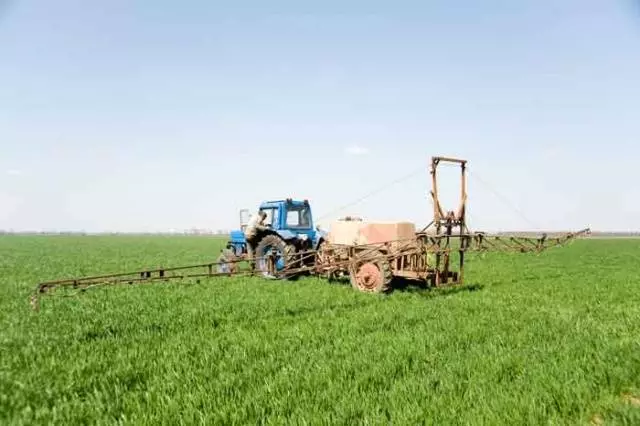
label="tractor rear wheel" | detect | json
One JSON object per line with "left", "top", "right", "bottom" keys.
{"left": 349, "top": 250, "right": 393, "bottom": 293}
{"left": 254, "top": 234, "right": 295, "bottom": 277}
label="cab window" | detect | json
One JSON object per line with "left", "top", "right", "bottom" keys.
{"left": 260, "top": 208, "right": 278, "bottom": 227}
{"left": 286, "top": 206, "right": 311, "bottom": 228}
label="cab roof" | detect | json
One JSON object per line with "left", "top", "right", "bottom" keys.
{"left": 259, "top": 198, "right": 310, "bottom": 208}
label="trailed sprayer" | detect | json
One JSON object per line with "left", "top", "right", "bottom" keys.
{"left": 30, "top": 156, "right": 590, "bottom": 310}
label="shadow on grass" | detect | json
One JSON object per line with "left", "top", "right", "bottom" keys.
{"left": 390, "top": 277, "right": 484, "bottom": 295}
{"left": 394, "top": 281, "right": 485, "bottom": 298}
{"left": 309, "top": 274, "right": 485, "bottom": 298}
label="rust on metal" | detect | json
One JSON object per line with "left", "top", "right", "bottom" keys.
{"left": 354, "top": 263, "right": 382, "bottom": 290}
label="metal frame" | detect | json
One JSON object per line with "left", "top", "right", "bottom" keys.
{"left": 420, "top": 156, "right": 470, "bottom": 286}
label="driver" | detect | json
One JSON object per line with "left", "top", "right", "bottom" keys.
{"left": 245, "top": 210, "right": 268, "bottom": 269}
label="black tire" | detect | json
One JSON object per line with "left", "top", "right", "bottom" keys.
{"left": 216, "top": 249, "right": 237, "bottom": 274}
{"left": 254, "top": 234, "right": 296, "bottom": 277}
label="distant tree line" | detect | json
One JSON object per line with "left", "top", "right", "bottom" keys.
{"left": 0, "top": 230, "right": 232, "bottom": 236}
{"left": 1, "top": 230, "right": 639, "bottom": 237}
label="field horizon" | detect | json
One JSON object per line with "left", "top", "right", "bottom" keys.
{"left": 2, "top": 230, "right": 639, "bottom": 237}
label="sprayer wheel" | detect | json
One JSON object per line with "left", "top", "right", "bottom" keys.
{"left": 349, "top": 251, "right": 393, "bottom": 293}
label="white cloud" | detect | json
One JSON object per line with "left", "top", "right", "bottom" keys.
{"left": 6, "top": 169, "right": 22, "bottom": 176}
{"left": 344, "top": 144, "right": 369, "bottom": 156}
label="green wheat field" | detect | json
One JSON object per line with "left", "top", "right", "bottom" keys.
{"left": 1, "top": 235, "right": 639, "bottom": 425}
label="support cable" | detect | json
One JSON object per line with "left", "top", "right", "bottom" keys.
{"left": 315, "top": 165, "right": 425, "bottom": 224}
{"left": 466, "top": 169, "right": 540, "bottom": 231}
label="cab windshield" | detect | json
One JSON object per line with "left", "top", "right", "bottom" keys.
{"left": 285, "top": 205, "right": 311, "bottom": 229}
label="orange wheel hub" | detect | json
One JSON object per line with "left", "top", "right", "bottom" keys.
{"left": 355, "top": 262, "right": 382, "bottom": 290}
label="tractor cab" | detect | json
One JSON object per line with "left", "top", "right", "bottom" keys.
{"left": 226, "top": 198, "right": 325, "bottom": 257}
{"left": 259, "top": 199, "right": 313, "bottom": 233}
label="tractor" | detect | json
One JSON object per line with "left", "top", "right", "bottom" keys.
{"left": 218, "top": 198, "right": 327, "bottom": 275}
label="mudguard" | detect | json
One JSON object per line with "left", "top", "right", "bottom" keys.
{"left": 314, "top": 229, "right": 328, "bottom": 249}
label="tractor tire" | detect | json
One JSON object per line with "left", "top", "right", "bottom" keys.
{"left": 216, "top": 249, "right": 238, "bottom": 274}
{"left": 254, "top": 234, "right": 296, "bottom": 278}
{"left": 349, "top": 250, "right": 393, "bottom": 293}
{"left": 225, "top": 243, "right": 238, "bottom": 256}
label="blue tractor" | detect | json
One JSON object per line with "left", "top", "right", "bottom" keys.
{"left": 221, "top": 198, "right": 327, "bottom": 275}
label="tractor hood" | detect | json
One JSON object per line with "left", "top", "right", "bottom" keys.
{"left": 229, "top": 229, "right": 246, "bottom": 243}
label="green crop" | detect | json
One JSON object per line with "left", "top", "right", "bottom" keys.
{"left": 1, "top": 235, "right": 639, "bottom": 424}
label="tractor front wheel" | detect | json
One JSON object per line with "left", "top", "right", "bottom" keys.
{"left": 216, "top": 249, "right": 238, "bottom": 274}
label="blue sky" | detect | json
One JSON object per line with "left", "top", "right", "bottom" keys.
{"left": 1, "top": 0, "right": 639, "bottom": 233}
